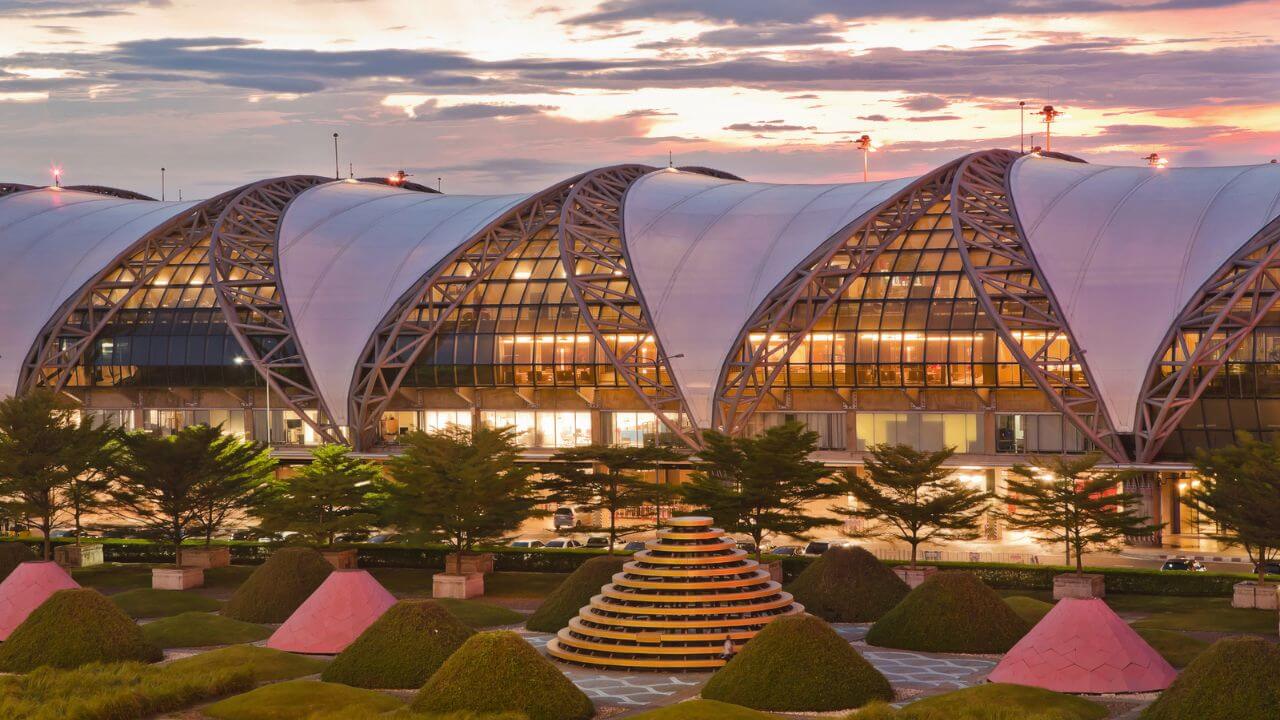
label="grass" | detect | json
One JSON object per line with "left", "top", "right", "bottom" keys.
{"left": 223, "top": 547, "right": 332, "bottom": 623}
{"left": 109, "top": 588, "right": 222, "bottom": 618}
{"left": 435, "top": 598, "right": 524, "bottom": 627}
{"left": 71, "top": 563, "right": 155, "bottom": 591}
{"left": 1141, "top": 636, "right": 1280, "bottom": 719}
{"left": 0, "top": 541, "right": 35, "bottom": 581}
{"left": 204, "top": 564, "right": 257, "bottom": 589}
{"left": 0, "top": 589, "right": 161, "bottom": 671}
{"left": 848, "top": 684, "right": 1107, "bottom": 720}
{"left": 164, "top": 644, "right": 328, "bottom": 682}
{"left": 322, "top": 600, "right": 474, "bottom": 689}
{"left": 1003, "top": 595, "right": 1054, "bottom": 626}
{"left": 525, "top": 556, "right": 627, "bottom": 632}
{"left": 867, "top": 573, "right": 1030, "bottom": 654}
{"left": 1112, "top": 595, "right": 1277, "bottom": 635}
{"left": 0, "top": 660, "right": 252, "bottom": 720}
{"left": 141, "top": 611, "right": 271, "bottom": 648}
{"left": 785, "top": 547, "right": 909, "bottom": 623}
{"left": 203, "top": 679, "right": 403, "bottom": 720}
{"left": 367, "top": 568, "right": 566, "bottom": 599}
{"left": 1134, "top": 628, "right": 1209, "bottom": 668}
{"left": 629, "top": 699, "right": 786, "bottom": 719}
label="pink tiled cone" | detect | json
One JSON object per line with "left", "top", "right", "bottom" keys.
{"left": 266, "top": 569, "right": 396, "bottom": 654}
{"left": 0, "top": 560, "right": 80, "bottom": 640}
{"left": 989, "top": 597, "right": 1176, "bottom": 694}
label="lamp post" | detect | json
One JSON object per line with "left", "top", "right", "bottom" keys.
{"left": 1019, "top": 101, "right": 1026, "bottom": 153}
{"left": 160, "top": 167, "right": 166, "bottom": 201}
{"left": 332, "top": 133, "right": 340, "bottom": 180}
{"left": 51, "top": 166, "right": 62, "bottom": 188}
{"left": 1142, "top": 153, "right": 1169, "bottom": 168}
{"left": 1033, "top": 105, "right": 1064, "bottom": 152}
{"left": 856, "top": 134, "right": 874, "bottom": 182}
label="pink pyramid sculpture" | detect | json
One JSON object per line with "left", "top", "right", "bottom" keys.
{"left": 266, "top": 569, "right": 396, "bottom": 654}
{"left": 0, "top": 561, "right": 80, "bottom": 640}
{"left": 988, "top": 597, "right": 1176, "bottom": 694}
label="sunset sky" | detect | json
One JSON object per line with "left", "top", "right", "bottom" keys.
{"left": 2, "top": 0, "right": 1278, "bottom": 197}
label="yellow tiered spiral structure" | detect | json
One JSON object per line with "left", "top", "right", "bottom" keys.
{"left": 546, "top": 516, "right": 804, "bottom": 670}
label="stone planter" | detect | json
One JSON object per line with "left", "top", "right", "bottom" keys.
{"left": 178, "top": 547, "right": 231, "bottom": 569}
{"left": 1231, "top": 581, "right": 1279, "bottom": 610}
{"left": 433, "top": 572, "right": 484, "bottom": 599}
{"left": 54, "top": 543, "right": 103, "bottom": 568}
{"left": 893, "top": 566, "right": 938, "bottom": 589}
{"left": 153, "top": 566, "right": 204, "bottom": 590}
{"left": 762, "top": 560, "right": 783, "bottom": 583}
{"left": 1054, "top": 573, "right": 1106, "bottom": 600}
{"left": 445, "top": 552, "right": 494, "bottom": 575}
{"left": 321, "top": 549, "right": 358, "bottom": 570}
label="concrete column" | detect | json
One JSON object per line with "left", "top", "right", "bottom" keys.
{"left": 1123, "top": 473, "right": 1163, "bottom": 547}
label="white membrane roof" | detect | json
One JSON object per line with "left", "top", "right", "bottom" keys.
{"left": 278, "top": 181, "right": 528, "bottom": 425}
{"left": 623, "top": 169, "right": 915, "bottom": 427}
{"left": 1011, "top": 156, "right": 1280, "bottom": 432}
{"left": 0, "top": 188, "right": 198, "bottom": 395}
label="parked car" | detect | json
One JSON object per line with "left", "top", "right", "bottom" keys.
{"left": 623, "top": 540, "right": 648, "bottom": 552}
{"left": 584, "top": 535, "right": 610, "bottom": 549}
{"left": 48, "top": 529, "right": 76, "bottom": 539}
{"left": 802, "top": 539, "right": 851, "bottom": 556}
{"left": 365, "top": 533, "right": 403, "bottom": 544}
{"left": 509, "top": 539, "right": 545, "bottom": 549}
{"left": 1253, "top": 560, "right": 1280, "bottom": 577}
{"left": 553, "top": 507, "right": 578, "bottom": 530}
{"left": 335, "top": 531, "right": 371, "bottom": 543}
{"left": 735, "top": 539, "right": 758, "bottom": 554}
{"left": 544, "top": 538, "right": 581, "bottom": 549}
{"left": 767, "top": 545, "right": 803, "bottom": 557}
{"left": 1161, "top": 557, "right": 1206, "bottom": 572}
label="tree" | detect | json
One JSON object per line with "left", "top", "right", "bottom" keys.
{"left": 681, "top": 422, "right": 837, "bottom": 561}
{"left": 0, "top": 391, "right": 118, "bottom": 560}
{"left": 1189, "top": 432, "right": 1280, "bottom": 585}
{"left": 191, "top": 427, "right": 276, "bottom": 546}
{"left": 380, "top": 425, "right": 542, "bottom": 555}
{"left": 257, "top": 444, "right": 380, "bottom": 546}
{"left": 833, "top": 443, "right": 990, "bottom": 568}
{"left": 538, "top": 445, "right": 684, "bottom": 553}
{"left": 1002, "top": 453, "right": 1159, "bottom": 574}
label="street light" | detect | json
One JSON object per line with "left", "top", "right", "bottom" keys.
{"left": 855, "top": 134, "right": 875, "bottom": 182}
{"left": 50, "top": 165, "right": 62, "bottom": 188}
{"left": 1142, "top": 153, "right": 1169, "bottom": 168}
{"left": 235, "top": 356, "right": 271, "bottom": 445}
{"left": 1033, "top": 105, "right": 1065, "bottom": 152}
{"left": 160, "top": 167, "right": 166, "bottom": 201}
{"left": 332, "top": 133, "right": 340, "bottom": 180}
{"left": 1019, "top": 101, "right": 1026, "bottom": 153}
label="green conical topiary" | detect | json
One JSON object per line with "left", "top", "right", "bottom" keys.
{"left": 525, "top": 555, "right": 628, "bottom": 632}
{"left": 866, "top": 571, "right": 1028, "bottom": 653}
{"left": 785, "top": 547, "right": 909, "bottom": 622}
{"left": 1141, "top": 636, "right": 1280, "bottom": 720}
{"left": 0, "top": 541, "right": 35, "bottom": 581}
{"left": 0, "top": 588, "right": 162, "bottom": 670}
{"left": 322, "top": 600, "right": 475, "bottom": 689}
{"left": 412, "top": 630, "right": 593, "bottom": 720}
{"left": 702, "top": 614, "right": 892, "bottom": 712}
{"left": 222, "top": 547, "right": 332, "bottom": 623}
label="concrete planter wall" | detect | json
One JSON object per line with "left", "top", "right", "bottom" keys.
{"left": 763, "top": 560, "right": 783, "bottom": 583}
{"left": 321, "top": 549, "right": 358, "bottom": 569}
{"left": 1231, "top": 581, "right": 1279, "bottom": 610}
{"left": 893, "top": 566, "right": 938, "bottom": 589}
{"left": 179, "top": 547, "right": 231, "bottom": 569}
{"left": 153, "top": 566, "right": 204, "bottom": 590}
{"left": 433, "top": 572, "right": 484, "bottom": 599}
{"left": 1054, "top": 573, "right": 1106, "bottom": 599}
{"left": 445, "top": 552, "right": 494, "bottom": 575}
{"left": 54, "top": 543, "right": 103, "bottom": 568}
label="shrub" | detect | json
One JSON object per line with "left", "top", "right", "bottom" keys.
{"left": 524, "top": 555, "right": 627, "bottom": 632}
{"left": 702, "top": 614, "right": 892, "bottom": 712}
{"left": 222, "top": 546, "right": 332, "bottom": 623}
{"left": 1141, "top": 636, "right": 1280, "bottom": 720}
{"left": 323, "top": 600, "right": 474, "bottom": 688}
{"left": 435, "top": 598, "right": 525, "bottom": 628}
{"left": 413, "top": 630, "right": 593, "bottom": 720}
{"left": 141, "top": 611, "right": 271, "bottom": 648}
{"left": 203, "top": 679, "right": 403, "bottom": 720}
{"left": 110, "top": 588, "right": 222, "bottom": 618}
{"left": 847, "top": 683, "right": 1107, "bottom": 720}
{"left": 0, "top": 660, "right": 252, "bottom": 720}
{"left": 629, "top": 699, "right": 785, "bottom": 719}
{"left": 786, "top": 547, "right": 908, "bottom": 622}
{"left": 165, "top": 644, "right": 327, "bottom": 682}
{"left": 866, "top": 572, "right": 1029, "bottom": 653}
{"left": 0, "top": 542, "right": 35, "bottom": 581}
{"left": 0, "top": 589, "right": 161, "bottom": 671}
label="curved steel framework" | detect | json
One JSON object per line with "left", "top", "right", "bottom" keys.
{"left": 1133, "top": 215, "right": 1280, "bottom": 462}
{"left": 951, "top": 150, "right": 1126, "bottom": 461}
{"left": 19, "top": 188, "right": 243, "bottom": 394}
{"left": 347, "top": 175, "right": 583, "bottom": 449}
{"left": 209, "top": 175, "right": 345, "bottom": 445}
{"left": 559, "top": 165, "right": 702, "bottom": 449}
{"left": 64, "top": 185, "right": 156, "bottom": 201}
{"left": 714, "top": 163, "right": 960, "bottom": 436}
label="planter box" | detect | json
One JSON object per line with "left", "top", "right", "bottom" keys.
{"left": 179, "top": 547, "right": 231, "bottom": 569}
{"left": 433, "top": 572, "right": 484, "bottom": 599}
{"left": 893, "top": 566, "right": 938, "bottom": 589}
{"left": 153, "top": 566, "right": 204, "bottom": 590}
{"left": 762, "top": 560, "right": 783, "bottom": 583}
{"left": 54, "top": 543, "right": 103, "bottom": 568}
{"left": 1231, "top": 581, "right": 1279, "bottom": 610}
{"left": 445, "top": 552, "right": 494, "bottom": 575}
{"left": 321, "top": 549, "right": 358, "bottom": 570}
{"left": 1054, "top": 573, "right": 1106, "bottom": 599}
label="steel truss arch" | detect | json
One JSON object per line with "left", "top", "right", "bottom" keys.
{"left": 951, "top": 149, "right": 1127, "bottom": 461}
{"left": 18, "top": 187, "right": 245, "bottom": 395}
{"left": 1133, "top": 215, "right": 1280, "bottom": 462}
{"left": 560, "top": 164, "right": 704, "bottom": 449}
{"left": 209, "top": 175, "right": 345, "bottom": 445}
{"left": 347, "top": 175, "right": 584, "bottom": 450}
{"left": 713, "top": 162, "right": 960, "bottom": 436}
{"left": 64, "top": 185, "right": 156, "bottom": 201}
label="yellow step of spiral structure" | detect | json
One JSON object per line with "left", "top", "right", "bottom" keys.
{"left": 546, "top": 516, "right": 804, "bottom": 670}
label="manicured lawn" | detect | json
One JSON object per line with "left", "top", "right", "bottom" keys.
{"left": 204, "top": 565, "right": 257, "bottom": 589}
{"left": 630, "top": 699, "right": 784, "bottom": 719}
{"left": 203, "top": 679, "right": 403, "bottom": 720}
{"left": 851, "top": 683, "right": 1107, "bottom": 719}
{"left": 368, "top": 568, "right": 565, "bottom": 599}
{"left": 110, "top": 588, "right": 222, "bottom": 618}
{"left": 435, "top": 598, "right": 525, "bottom": 627}
{"left": 141, "top": 611, "right": 271, "bottom": 648}
{"left": 1135, "top": 628, "right": 1210, "bottom": 668}
{"left": 164, "top": 645, "right": 327, "bottom": 683}
{"left": 71, "top": 563, "right": 155, "bottom": 591}
{"left": 1114, "top": 595, "right": 1276, "bottom": 635}
{"left": 1003, "top": 595, "right": 1054, "bottom": 626}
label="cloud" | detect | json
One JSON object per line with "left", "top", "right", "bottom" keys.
{"left": 646, "top": 23, "right": 845, "bottom": 49}
{"left": 858, "top": 114, "right": 891, "bottom": 122}
{"left": 724, "top": 120, "right": 813, "bottom": 132}
{"left": 907, "top": 114, "right": 961, "bottom": 122}
{"left": 0, "top": 1, "right": 165, "bottom": 18}
{"left": 897, "top": 94, "right": 949, "bottom": 112}
{"left": 619, "top": 108, "right": 676, "bottom": 117}
{"left": 410, "top": 100, "right": 558, "bottom": 121}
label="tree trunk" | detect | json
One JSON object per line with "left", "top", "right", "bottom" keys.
{"left": 608, "top": 508, "right": 617, "bottom": 556}
{"left": 910, "top": 542, "right": 918, "bottom": 570}
{"left": 41, "top": 514, "right": 51, "bottom": 561}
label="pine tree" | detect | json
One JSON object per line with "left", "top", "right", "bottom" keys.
{"left": 257, "top": 444, "right": 380, "bottom": 546}
{"left": 538, "top": 445, "right": 684, "bottom": 553}
{"left": 1002, "top": 453, "right": 1159, "bottom": 574}
{"left": 193, "top": 428, "right": 276, "bottom": 546}
{"left": 681, "top": 422, "right": 837, "bottom": 561}
{"left": 1189, "top": 432, "right": 1280, "bottom": 584}
{"left": 833, "top": 443, "right": 990, "bottom": 568}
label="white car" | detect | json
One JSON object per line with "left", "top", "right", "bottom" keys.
{"left": 544, "top": 538, "right": 582, "bottom": 549}
{"left": 509, "top": 539, "right": 545, "bottom": 549}
{"left": 802, "top": 539, "right": 852, "bottom": 556}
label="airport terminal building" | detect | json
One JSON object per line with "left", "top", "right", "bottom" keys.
{"left": 3, "top": 148, "right": 1280, "bottom": 546}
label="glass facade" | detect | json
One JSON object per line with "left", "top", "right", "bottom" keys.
{"left": 480, "top": 410, "right": 592, "bottom": 448}
{"left": 744, "top": 412, "right": 847, "bottom": 450}
{"left": 853, "top": 412, "right": 983, "bottom": 453}
{"left": 995, "top": 413, "right": 1091, "bottom": 453}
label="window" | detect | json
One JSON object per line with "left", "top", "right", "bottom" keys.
{"left": 744, "top": 412, "right": 847, "bottom": 450}
{"left": 995, "top": 414, "right": 1091, "bottom": 454}
{"left": 481, "top": 410, "right": 591, "bottom": 448}
{"left": 380, "top": 410, "right": 473, "bottom": 443}
{"left": 143, "top": 409, "right": 246, "bottom": 438}
{"left": 854, "top": 412, "right": 982, "bottom": 452}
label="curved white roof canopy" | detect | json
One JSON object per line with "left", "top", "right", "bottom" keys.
{"left": 0, "top": 188, "right": 198, "bottom": 395}
{"left": 278, "top": 181, "right": 528, "bottom": 426}
{"left": 623, "top": 169, "right": 916, "bottom": 427}
{"left": 1011, "top": 156, "right": 1280, "bottom": 433}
